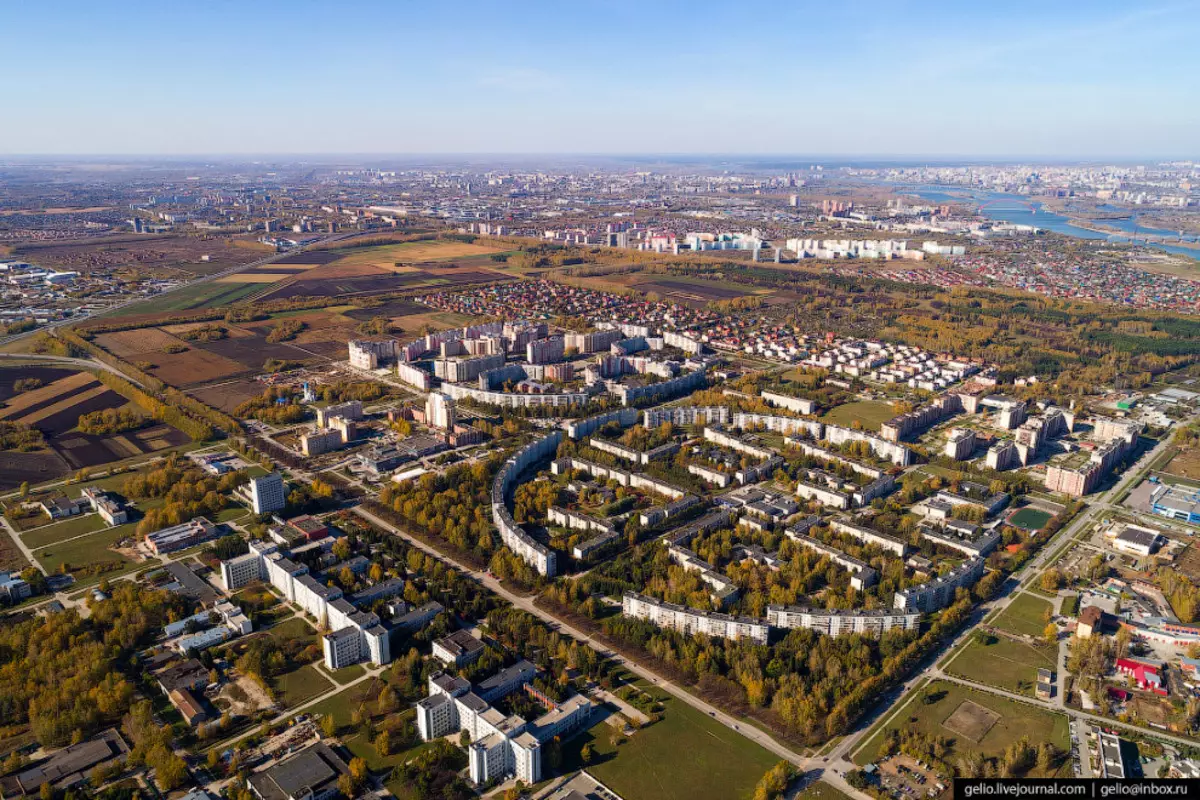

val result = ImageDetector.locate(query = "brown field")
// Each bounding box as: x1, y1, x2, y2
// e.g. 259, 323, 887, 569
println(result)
334, 240, 506, 267
95, 328, 188, 357
148, 348, 253, 387
16, 385, 112, 427
187, 379, 263, 414
942, 700, 1000, 742
0, 371, 95, 416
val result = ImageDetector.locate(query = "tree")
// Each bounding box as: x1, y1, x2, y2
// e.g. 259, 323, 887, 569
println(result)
19, 481, 29, 500
374, 730, 391, 756
580, 743, 594, 764
321, 714, 337, 738
1041, 568, 1063, 593
1043, 623, 1058, 647
332, 538, 351, 560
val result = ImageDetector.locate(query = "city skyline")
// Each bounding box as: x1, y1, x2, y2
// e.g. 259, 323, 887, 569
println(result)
2, 0, 1198, 157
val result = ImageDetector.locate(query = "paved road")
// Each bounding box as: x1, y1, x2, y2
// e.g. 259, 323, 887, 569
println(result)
0, 352, 143, 382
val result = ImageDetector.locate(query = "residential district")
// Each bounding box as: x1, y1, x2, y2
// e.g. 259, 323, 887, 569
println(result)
1, 157, 1200, 800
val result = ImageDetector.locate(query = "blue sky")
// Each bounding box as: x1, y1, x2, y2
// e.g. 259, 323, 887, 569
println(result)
1, 0, 1197, 157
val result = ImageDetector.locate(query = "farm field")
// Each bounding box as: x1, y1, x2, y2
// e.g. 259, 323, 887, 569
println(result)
0, 366, 191, 488
560, 690, 777, 800
853, 680, 1070, 772
330, 239, 508, 265
945, 636, 1057, 696
820, 400, 896, 432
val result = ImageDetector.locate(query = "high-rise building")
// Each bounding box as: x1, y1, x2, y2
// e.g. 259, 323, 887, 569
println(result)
426, 392, 456, 430
249, 472, 286, 514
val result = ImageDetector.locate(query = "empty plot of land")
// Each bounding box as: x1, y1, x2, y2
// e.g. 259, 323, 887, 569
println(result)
993, 593, 1053, 637
637, 278, 755, 301
1164, 449, 1200, 480
942, 700, 1000, 742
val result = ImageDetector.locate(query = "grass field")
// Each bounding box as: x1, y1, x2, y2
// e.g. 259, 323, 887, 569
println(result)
267, 615, 317, 644
21, 513, 106, 548
853, 680, 1069, 770
1009, 508, 1053, 531
111, 282, 254, 315
993, 593, 1053, 637
274, 664, 333, 709
560, 691, 777, 800
820, 400, 896, 432
946, 636, 1057, 695
33, 522, 136, 574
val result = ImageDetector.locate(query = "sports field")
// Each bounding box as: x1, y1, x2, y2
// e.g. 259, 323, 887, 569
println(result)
820, 400, 896, 432
853, 680, 1069, 772
1009, 507, 1053, 530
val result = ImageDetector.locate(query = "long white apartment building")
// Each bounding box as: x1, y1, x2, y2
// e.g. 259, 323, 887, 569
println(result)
493, 433, 563, 576
414, 663, 592, 786
830, 518, 910, 556
760, 390, 817, 415
622, 592, 770, 644
220, 541, 392, 670
766, 606, 920, 637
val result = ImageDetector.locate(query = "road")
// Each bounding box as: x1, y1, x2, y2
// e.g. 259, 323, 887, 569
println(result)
0, 352, 144, 382
349, 504, 872, 800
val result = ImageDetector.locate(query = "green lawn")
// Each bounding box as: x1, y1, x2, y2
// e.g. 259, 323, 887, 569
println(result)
267, 615, 318, 644
853, 680, 1069, 771
274, 664, 333, 709
820, 400, 896, 432
21, 513, 106, 548
215, 506, 250, 523
319, 663, 366, 685
33, 523, 137, 575
993, 593, 1053, 637
117, 281, 263, 315
560, 694, 777, 800
945, 636, 1057, 696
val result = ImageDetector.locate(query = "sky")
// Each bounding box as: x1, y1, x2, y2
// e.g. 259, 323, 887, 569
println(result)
1, 0, 1198, 158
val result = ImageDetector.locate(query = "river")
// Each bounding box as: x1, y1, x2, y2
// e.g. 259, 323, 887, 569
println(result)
898, 186, 1200, 261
